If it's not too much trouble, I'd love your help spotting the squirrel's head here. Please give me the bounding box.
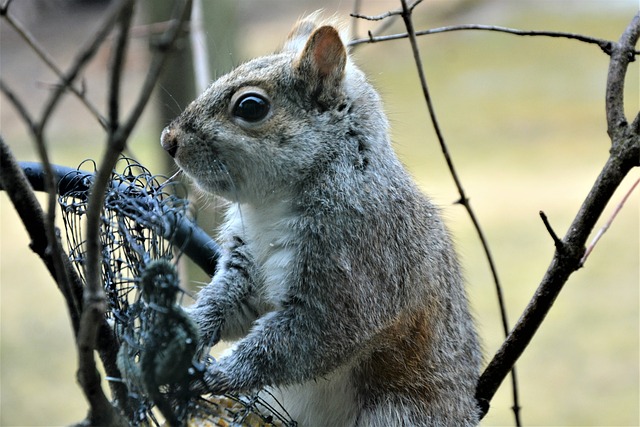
[161,15,388,205]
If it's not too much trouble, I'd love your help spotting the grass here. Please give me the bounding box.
[1,2,638,426]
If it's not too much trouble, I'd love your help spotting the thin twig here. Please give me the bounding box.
[0,79,37,132]
[1,8,107,129]
[351,0,422,21]
[581,176,640,265]
[397,0,521,423]
[28,1,135,327]
[38,0,128,130]
[349,10,400,49]
[75,0,137,422]
[108,0,133,131]
[103,0,136,416]
[539,211,563,251]
[349,23,617,54]
[0,136,84,332]
[351,8,402,21]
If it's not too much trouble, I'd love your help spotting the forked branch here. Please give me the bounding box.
[476,11,640,414]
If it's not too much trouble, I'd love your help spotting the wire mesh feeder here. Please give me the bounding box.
[57,157,296,427]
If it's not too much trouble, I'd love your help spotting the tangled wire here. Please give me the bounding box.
[57,157,296,427]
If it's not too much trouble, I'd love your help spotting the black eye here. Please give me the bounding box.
[232,93,270,122]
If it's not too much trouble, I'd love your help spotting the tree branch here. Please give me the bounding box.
[0,78,37,133]
[0,6,107,129]
[476,12,640,414]
[0,135,129,421]
[349,23,619,54]
[606,12,640,140]
[0,136,83,331]
[78,0,192,424]
[539,211,563,251]
[108,0,133,131]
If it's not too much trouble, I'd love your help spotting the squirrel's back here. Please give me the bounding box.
[162,13,481,426]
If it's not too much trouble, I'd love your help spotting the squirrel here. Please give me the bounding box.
[161,14,481,427]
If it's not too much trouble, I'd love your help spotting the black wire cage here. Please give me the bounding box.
[24,157,296,426]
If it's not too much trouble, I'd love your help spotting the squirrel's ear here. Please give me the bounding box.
[283,19,318,53]
[295,26,346,104]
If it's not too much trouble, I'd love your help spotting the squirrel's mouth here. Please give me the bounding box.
[178,159,240,201]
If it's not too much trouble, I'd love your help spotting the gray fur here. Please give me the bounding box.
[161,17,481,427]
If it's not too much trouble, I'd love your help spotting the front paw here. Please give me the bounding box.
[186,305,222,349]
[191,362,232,396]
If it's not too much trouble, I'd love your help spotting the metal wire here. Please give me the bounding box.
[56,157,296,426]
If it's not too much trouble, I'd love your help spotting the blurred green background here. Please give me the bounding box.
[1,0,638,425]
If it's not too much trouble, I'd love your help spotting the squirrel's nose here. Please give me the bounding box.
[161,127,178,158]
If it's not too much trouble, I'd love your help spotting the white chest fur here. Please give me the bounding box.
[266,363,359,427]
[225,202,297,308]
[224,203,359,426]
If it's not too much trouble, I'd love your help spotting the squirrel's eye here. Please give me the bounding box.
[232,93,270,122]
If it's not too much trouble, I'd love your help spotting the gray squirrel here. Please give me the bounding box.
[161,15,481,427]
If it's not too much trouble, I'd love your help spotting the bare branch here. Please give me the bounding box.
[0,78,36,132]
[108,0,134,130]
[351,8,402,21]
[349,23,618,54]
[1,8,107,129]
[0,136,84,331]
[351,0,421,21]
[37,0,131,132]
[75,1,136,423]
[606,12,640,139]
[1,136,130,418]
[30,2,137,310]
[539,211,563,251]
[476,12,640,415]
[78,1,193,423]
